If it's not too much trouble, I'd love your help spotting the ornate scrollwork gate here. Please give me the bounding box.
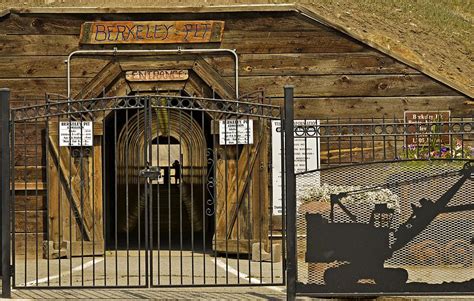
[2,91,286,293]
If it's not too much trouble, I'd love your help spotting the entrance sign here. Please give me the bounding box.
[59,121,93,146]
[404,111,450,145]
[80,21,225,44]
[125,70,189,81]
[271,120,320,215]
[219,119,253,145]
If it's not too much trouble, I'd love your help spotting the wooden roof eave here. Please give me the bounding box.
[294,4,474,99]
[9,4,298,14]
[4,4,472,98]
[0,9,10,18]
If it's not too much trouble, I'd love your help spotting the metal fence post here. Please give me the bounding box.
[1,88,11,298]
[284,86,296,300]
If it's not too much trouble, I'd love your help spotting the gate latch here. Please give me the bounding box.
[139,166,161,180]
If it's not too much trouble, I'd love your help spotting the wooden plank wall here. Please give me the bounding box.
[204,13,471,118]
[0,12,470,111]
[1,11,470,254]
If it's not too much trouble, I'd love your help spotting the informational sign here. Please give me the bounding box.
[80,21,225,44]
[271,120,320,215]
[219,120,254,145]
[404,111,450,145]
[59,121,93,147]
[125,70,189,81]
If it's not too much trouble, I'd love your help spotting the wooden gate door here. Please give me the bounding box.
[213,119,271,255]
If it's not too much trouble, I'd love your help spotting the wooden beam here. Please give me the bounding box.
[89,76,131,123]
[14,192,47,210]
[269,96,472,118]
[0,12,82,35]
[119,55,196,71]
[0,56,108,78]
[223,13,327,32]
[11,4,297,14]
[74,60,124,99]
[205,52,419,77]
[14,210,46,234]
[0,9,10,18]
[192,57,235,99]
[128,81,186,92]
[0,78,88,100]
[11,182,46,190]
[184,71,213,98]
[183,71,220,119]
[0,34,79,56]
[221,32,366,54]
[234,74,460,97]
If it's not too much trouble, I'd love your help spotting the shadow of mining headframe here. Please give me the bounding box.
[305,161,474,292]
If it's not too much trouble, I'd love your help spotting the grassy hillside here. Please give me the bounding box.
[303,0,473,95]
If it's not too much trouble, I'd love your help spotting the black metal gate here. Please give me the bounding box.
[287,116,474,298]
[1,89,12,297]
[2,90,286,293]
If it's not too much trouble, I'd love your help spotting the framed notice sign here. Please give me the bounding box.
[404,111,450,145]
[59,121,93,147]
[219,120,254,145]
[271,120,320,215]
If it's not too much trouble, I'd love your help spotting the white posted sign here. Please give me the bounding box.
[59,121,93,146]
[219,120,254,145]
[271,120,320,215]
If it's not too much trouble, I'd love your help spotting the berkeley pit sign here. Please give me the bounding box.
[80,21,225,44]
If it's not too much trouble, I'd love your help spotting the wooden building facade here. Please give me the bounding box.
[1,5,471,257]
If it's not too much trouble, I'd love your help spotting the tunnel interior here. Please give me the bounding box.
[103,92,215,251]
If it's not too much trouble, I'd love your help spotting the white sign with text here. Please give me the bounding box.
[219,119,254,145]
[59,121,93,146]
[271,120,320,215]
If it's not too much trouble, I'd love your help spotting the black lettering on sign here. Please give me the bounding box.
[80,21,224,44]
[94,24,107,41]
[125,70,189,82]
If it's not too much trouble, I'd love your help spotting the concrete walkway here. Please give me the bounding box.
[7,286,286,300]
[7,288,474,300]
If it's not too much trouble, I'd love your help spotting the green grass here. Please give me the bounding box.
[328,0,473,49]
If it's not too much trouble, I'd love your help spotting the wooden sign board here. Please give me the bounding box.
[80,21,224,44]
[404,111,451,145]
[126,70,189,81]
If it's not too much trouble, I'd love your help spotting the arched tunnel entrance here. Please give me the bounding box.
[103,94,215,251]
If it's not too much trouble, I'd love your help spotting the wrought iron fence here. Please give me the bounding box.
[290,116,474,297]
